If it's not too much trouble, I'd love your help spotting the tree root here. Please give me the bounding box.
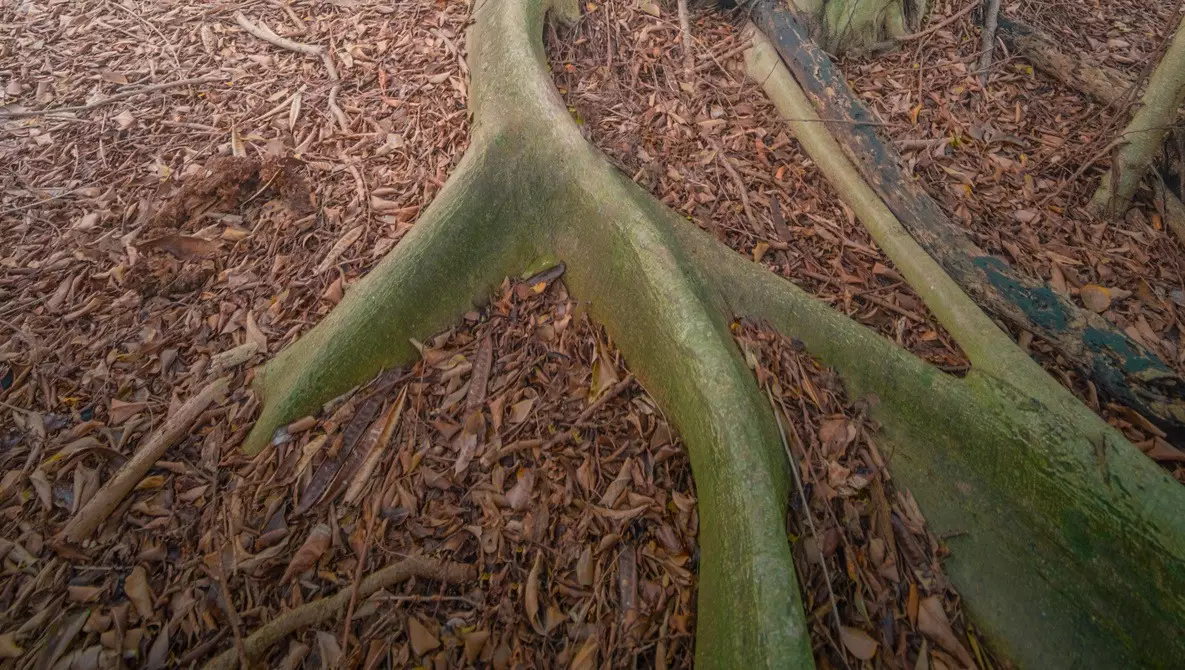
[202,556,475,670]
[1090,13,1185,217]
[751,0,1185,438]
[242,0,1185,666]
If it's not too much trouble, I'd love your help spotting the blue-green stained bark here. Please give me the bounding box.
[752,0,1185,438]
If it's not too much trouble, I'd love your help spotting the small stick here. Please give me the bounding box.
[977,0,1002,86]
[234,12,321,55]
[712,141,761,232]
[677,0,695,79]
[213,530,250,670]
[0,76,224,119]
[896,1,978,42]
[694,39,752,73]
[340,499,379,654]
[201,556,475,670]
[54,377,229,545]
[234,11,347,129]
[767,387,848,666]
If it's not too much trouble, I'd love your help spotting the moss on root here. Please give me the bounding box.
[244,0,1185,667]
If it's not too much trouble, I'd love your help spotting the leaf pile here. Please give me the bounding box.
[736,321,1001,670]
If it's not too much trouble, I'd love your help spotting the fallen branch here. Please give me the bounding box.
[234,11,349,130]
[0,76,225,119]
[976,0,1002,85]
[54,377,230,546]
[201,556,474,670]
[750,1,1185,437]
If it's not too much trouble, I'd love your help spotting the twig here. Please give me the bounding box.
[201,556,475,670]
[212,528,250,670]
[0,76,224,119]
[712,140,760,232]
[767,387,848,667]
[896,1,978,42]
[677,0,695,79]
[234,11,348,130]
[234,12,321,55]
[977,0,1002,86]
[1037,137,1125,209]
[340,499,379,654]
[53,377,229,546]
[694,38,752,73]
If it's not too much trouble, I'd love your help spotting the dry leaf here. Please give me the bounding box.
[918,596,974,667]
[282,524,331,582]
[570,635,598,670]
[314,630,341,669]
[344,389,408,504]
[125,566,154,619]
[139,235,220,260]
[0,633,22,659]
[109,399,148,425]
[840,626,878,660]
[463,630,490,663]
[245,311,268,353]
[508,397,534,424]
[1080,284,1112,313]
[576,544,594,586]
[114,110,136,130]
[525,551,543,632]
[314,226,363,274]
[407,616,440,656]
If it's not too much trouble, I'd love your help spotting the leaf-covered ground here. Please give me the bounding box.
[0,0,1180,667]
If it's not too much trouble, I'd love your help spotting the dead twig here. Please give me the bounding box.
[201,556,475,670]
[767,387,849,669]
[234,11,349,130]
[712,140,761,232]
[53,377,229,546]
[976,0,1002,86]
[234,11,321,55]
[212,528,250,670]
[677,0,695,79]
[0,76,224,119]
[896,1,978,42]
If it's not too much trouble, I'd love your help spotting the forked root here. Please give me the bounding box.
[242,0,1185,667]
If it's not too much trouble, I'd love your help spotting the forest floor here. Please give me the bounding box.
[0,0,1182,668]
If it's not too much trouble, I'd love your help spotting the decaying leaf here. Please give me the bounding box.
[840,626,878,660]
[138,234,220,260]
[407,616,440,656]
[1080,284,1112,313]
[124,566,154,619]
[282,524,332,582]
[918,596,974,667]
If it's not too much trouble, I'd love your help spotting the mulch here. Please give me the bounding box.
[0,0,1180,667]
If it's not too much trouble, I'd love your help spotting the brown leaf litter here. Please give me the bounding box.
[0,0,1182,667]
